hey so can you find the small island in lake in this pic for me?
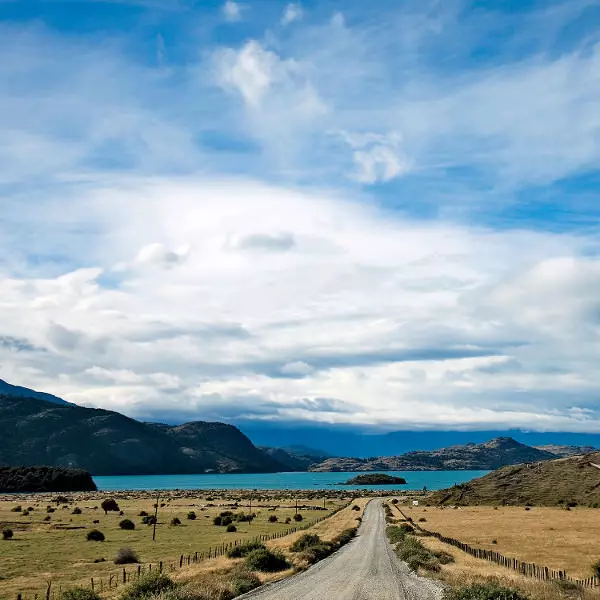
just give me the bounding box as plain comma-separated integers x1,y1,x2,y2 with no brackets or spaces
342,473,407,485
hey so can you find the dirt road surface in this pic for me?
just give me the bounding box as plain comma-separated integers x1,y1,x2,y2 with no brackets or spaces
239,499,444,600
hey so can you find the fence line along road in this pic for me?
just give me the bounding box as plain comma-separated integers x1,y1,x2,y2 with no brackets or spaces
14,501,352,600
393,506,599,589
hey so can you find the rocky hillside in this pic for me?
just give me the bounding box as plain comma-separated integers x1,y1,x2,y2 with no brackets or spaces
535,444,597,458
0,466,96,492
428,452,600,506
309,437,557,471
0,394,282,475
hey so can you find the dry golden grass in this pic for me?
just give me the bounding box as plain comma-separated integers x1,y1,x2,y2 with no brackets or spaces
418,537,600,600
383,501,600,600
401,505,600,579
0,492,347,599
176,498,367,583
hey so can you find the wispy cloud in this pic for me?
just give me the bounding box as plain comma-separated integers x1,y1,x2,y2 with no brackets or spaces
222,0,243,22
281,3,303,26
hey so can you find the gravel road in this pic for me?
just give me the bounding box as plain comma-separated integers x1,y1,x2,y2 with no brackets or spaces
239,499,444,600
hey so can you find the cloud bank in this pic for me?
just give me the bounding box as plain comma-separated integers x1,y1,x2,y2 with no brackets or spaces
1,0,599,431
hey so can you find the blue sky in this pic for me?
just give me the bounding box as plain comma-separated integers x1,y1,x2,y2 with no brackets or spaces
1,0,600,433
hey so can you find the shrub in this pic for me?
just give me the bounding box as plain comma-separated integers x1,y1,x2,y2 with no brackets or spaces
101,498,120,514
235,512,254,523
44,515,51,521
2,528,14,540
141,516,156,525
114,547,140,565
213,515,233,526
58,588,101,600
187,511,197,520
387,526,407,544
119,519,135,530
219,511,234,517
244,548,290,573
285,517,291,524
391,499,398,504
139,510,149,517
293,513,303,522
72,507,82,515
301,542,334,564
47,506,55,513
396,536,440,572
227,540,265,558
444,583,529,600
86,529,105,542
434,550,455,565
268,515,278,523
418,517,427,522
11,505,22,512
399,522,414,534
290,533,321,552
352,505,361,511
226,524,237,533
54,496,70,505
230,567,261,596
120,572,175,600
332,528,356,547
171,517,181,526
592,559,600,578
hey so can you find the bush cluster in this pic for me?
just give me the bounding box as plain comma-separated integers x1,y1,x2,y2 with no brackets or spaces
2,528,14,540
120,572,175,600
444,583,529,600
288,529,357,566
388,526,454,573
114,547,140,565
119,519,135,530
86,529,105,542
227,540,265,559
244,548,289,573
58,588,101,600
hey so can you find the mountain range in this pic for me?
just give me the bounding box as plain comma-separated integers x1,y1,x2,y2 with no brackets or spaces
0,394,281,475
308,437,560,471
0,380,597,476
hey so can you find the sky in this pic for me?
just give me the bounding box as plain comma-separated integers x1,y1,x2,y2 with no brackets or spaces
1,0,600,434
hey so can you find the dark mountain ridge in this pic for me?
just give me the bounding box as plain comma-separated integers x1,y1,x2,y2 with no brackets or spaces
0,394,281,475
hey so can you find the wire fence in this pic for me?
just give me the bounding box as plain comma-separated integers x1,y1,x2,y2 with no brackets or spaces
394,506,599,589
14,501,351,600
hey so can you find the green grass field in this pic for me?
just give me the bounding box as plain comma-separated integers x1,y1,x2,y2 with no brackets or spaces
0,491,347,598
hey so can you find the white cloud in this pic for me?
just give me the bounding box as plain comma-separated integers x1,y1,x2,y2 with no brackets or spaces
135,243,190,268
222,0,242,22
281,361,313,376
282,3,303,26
1,177,599,430
340,131,412,184
215,41,276,107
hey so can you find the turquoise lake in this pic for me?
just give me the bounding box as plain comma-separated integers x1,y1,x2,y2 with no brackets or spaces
93,470,488,491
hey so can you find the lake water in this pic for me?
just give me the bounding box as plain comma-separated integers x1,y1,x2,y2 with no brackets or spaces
93,470,488,492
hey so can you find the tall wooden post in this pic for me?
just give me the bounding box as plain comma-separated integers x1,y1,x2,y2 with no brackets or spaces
152,492,160,541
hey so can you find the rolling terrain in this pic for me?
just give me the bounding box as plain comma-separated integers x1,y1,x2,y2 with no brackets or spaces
428,451,600,506
309,437,557,472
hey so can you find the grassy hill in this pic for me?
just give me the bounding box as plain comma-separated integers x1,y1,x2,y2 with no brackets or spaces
428,451,600,506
